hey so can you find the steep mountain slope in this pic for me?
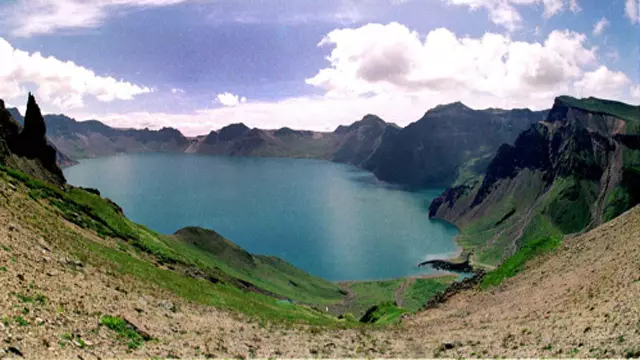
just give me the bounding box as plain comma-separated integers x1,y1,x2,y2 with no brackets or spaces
405,204,640,358
429,96,640,266
364,103,548,187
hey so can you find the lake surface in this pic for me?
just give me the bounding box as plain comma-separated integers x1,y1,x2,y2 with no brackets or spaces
64,153,459,281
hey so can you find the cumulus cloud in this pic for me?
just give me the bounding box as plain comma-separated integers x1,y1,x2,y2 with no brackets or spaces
445,0,572,30
593,17,609,36
0,36,151,110
574,66,631,99
626,0,639,24
306,23,596,102
216,92,247,107
3,0,191,37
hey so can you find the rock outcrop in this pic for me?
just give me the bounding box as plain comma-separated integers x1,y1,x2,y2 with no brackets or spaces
0,94,66,187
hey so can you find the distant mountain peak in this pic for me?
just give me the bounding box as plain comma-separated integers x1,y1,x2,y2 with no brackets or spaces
432,101,472,112
334,114,388,134
218,123,250,141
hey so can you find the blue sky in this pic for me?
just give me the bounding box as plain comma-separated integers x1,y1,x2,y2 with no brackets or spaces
0,0,638,135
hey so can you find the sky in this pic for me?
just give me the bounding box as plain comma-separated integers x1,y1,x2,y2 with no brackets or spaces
0,0,639,136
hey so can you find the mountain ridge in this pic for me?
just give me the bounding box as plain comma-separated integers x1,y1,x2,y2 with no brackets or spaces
429,95,640,267
27,101,551,188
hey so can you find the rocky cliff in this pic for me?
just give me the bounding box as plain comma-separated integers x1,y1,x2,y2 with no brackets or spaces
363,103,547,187
0,94,66,186
429,96,640,265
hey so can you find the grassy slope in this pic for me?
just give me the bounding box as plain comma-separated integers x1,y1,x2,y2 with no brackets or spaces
0,166,349,325
453,174,589,287
339,276,457,323
4,165,458,326
452,97,640,284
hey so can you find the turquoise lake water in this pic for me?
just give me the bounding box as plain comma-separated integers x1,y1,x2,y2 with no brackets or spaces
64,153,459,281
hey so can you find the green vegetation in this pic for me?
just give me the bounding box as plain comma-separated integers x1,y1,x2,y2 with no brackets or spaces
402,277,455,311
359,302,408,325
13,315,29,326
100,315,150,350
346,279,403,315
557,96,640,124
339,276,457,323
454,150,494,186
543,177,595,234
481,215,562,288
604,167,640,222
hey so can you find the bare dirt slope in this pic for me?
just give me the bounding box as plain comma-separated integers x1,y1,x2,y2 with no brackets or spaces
1,179,639,358
403,205,640,358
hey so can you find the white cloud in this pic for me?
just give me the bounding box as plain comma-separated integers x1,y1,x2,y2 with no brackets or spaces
306,23,596,102
171,88,185,94
66,91,553,137
631,84,640,99
574,66,631,99
3,0,191,37
64,22,639,136
216,92,247,107
626,0,639,24
0,36,151,110
593,17,609,36
569,0,581,12
445,0,572,30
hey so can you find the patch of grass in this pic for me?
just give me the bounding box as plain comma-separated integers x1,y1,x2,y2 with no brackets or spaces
35,294,47,305
13,292,34,303
359,301,408,325
481,215,562,289
604,167,640,222
343,279,403,316
543,177,595,234
0,266,6,272
13,315,29,326
12,292,47,305
402,277,457,312
100,315,149,350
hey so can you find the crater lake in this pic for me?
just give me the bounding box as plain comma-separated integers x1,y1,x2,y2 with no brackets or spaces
64,153,459,281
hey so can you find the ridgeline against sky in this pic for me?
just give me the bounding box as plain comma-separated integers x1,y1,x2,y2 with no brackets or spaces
0,0,638,135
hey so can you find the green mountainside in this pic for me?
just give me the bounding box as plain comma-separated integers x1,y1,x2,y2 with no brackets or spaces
429,96,640,282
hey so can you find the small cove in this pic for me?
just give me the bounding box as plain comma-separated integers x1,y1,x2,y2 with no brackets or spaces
64,153,460,281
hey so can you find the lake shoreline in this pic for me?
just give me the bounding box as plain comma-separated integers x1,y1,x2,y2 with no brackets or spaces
65,152,463,281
